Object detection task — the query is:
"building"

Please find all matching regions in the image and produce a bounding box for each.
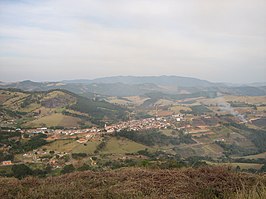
[77,138,87,144]
[2,160,12,166]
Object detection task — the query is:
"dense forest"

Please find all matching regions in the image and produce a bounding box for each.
[115,129,195,146]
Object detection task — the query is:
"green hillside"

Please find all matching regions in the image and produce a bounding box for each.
[0,89,127,128]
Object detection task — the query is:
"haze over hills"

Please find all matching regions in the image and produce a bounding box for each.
[63,75,222,87]
[1,76,266,97]
[1,0,266,198]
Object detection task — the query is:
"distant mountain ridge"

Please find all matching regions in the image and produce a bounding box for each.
[1,76,266,97]
[63,75,224,87]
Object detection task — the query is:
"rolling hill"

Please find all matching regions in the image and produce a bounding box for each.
[0,89,127,128]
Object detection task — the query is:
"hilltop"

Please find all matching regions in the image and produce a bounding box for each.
[0,89,126,128]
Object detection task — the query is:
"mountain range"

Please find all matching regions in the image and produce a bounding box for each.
[1,76,266,97]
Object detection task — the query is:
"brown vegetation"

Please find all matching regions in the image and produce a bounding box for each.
[0,166,265,199]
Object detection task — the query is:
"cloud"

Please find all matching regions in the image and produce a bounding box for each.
[0,0,265,82]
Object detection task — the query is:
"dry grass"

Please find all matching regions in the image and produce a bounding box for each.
[148,109,174,117]
[154,99,174,106]
[107,97,132,106]
[240,152,266,160]
[223,95,266,104]
[124,96,150,106]
[257,106,266,111]
[170,105,192,113]
[208,162,264,170]
[199,95,266,107]
[26,113,81,128]
[41,139,78,153]
[102,137,150,154]
[0,166,265,199]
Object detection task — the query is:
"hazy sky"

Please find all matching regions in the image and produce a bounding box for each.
[0,0,265,83]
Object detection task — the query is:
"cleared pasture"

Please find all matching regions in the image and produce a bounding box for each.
[102,137,149,154]
[26,113,81,127]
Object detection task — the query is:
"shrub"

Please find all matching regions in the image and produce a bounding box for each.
[11,164,33,179]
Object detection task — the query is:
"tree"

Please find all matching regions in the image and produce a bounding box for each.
[33,169,47,177]
[61,164,75,174]
[259,164,266,173]
[12,164,33,179]
[45,165,52,173]
[72,153,87,159]
[235,165,241,172]
[77,164,92,171]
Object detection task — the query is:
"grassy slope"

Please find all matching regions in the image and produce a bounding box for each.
[102,137,150,154]
[0,89,126,127]
[234,152,266,160]
[170,105,191,113]
[42,139,101,154]
[207,162,264,170]
[0,166,265,199]
[26,113,82,127]
[41,139,78,153]
[124,96,149,106]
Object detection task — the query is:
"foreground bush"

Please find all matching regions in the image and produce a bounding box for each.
[0,166,265,199]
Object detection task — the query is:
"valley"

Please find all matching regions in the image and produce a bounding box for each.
[1,79,266,179]
[1,0,266,197]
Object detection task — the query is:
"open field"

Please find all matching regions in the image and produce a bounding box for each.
[43,138,148,155]
[107,97,131,106]
[191,143,223,158]
[19,103,41,112]
[202,143,224,155]
[0,91,17,104]
[102,137,149,154]
[42,139,79,153]
[238,152,266,159]
[223,95,266,104]
[176,143,224,158]
[72,141,101,154]
[154,99,174,106]
[26,113,82,128]
[41,139,102,154]
[160,129,178,137]
[148,110,173,117]
[124,96,149,106]
[2,93,27,109]
[42,91,66,99]
[209,162,264,170]
[199,95,266,105]
[257,106,266,111]
[170,105,191,113]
